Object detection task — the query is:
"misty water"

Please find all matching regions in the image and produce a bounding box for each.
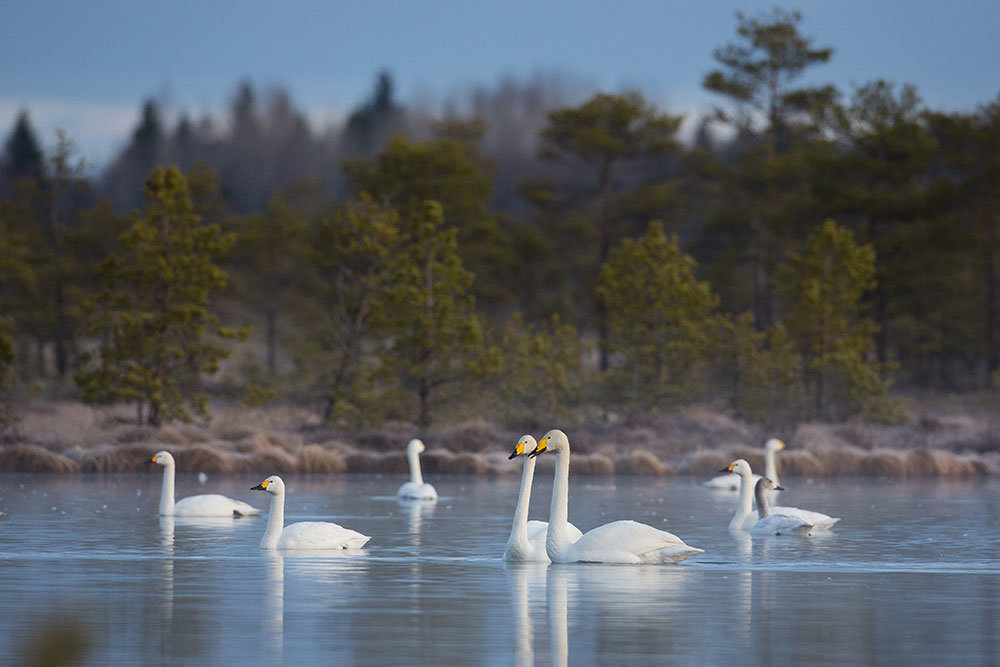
[0,471,998,665]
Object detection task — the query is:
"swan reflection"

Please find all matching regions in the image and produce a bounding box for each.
[263,552,284,659]
[506,562,546,667]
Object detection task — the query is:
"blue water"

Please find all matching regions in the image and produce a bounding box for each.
[0,473,997,665]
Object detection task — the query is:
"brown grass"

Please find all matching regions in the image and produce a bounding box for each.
[296,444,347,474]
[615,449,673,476]
[0,444,81,473]
[80,445,159,472]
[682,451,731,476]
[246,448,299,474]
[858,449,908,476]
[779,450,825,477]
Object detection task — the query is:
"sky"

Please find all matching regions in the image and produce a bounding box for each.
[2,0,999,171]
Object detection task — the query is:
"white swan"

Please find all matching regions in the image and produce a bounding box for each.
[504,435,582,562]
[704,438,785,490]
[531,429,703,564]
[396,439,438,500]
[723,459,840,532]
[252,476,371,550]
[150,450,260,517]
[750,477,813,536]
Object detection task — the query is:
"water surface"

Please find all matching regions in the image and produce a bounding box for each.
[0,472,997,665]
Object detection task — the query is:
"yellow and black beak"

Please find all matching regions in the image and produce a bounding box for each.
[718,463,734,473]
[149,455,158,464]
[528,438,549,458]
[508,441,525,460]
[251,480,270,491]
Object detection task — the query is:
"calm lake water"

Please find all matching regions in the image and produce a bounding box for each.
[0,471,998,665]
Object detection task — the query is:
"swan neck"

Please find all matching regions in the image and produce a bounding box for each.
[407,448,424,486]
[755,481,771,517]
[546,448,571,562]
[765,448,779,486]
[731,471,755,529]
[159,462,175,515]
[508,456,535,548]
[261,491,285,549]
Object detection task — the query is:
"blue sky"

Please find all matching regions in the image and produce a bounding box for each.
[2,0,999,170]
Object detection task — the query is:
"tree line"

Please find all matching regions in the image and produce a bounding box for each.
[0,9,997,430]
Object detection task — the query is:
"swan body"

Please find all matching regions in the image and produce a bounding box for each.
[750,477,813,536]
[252,476,370,550]
[504,435,582,562]
[532,429,703,564]
[150,450,260,517]
[723,459,840,532]
[704,438,785,490]
[396,439,438,500]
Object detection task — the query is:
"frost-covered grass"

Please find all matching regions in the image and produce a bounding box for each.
[1,400,996,477]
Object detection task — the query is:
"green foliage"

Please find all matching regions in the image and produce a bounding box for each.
[597,221,725,410]
[375,200,498,428]
[489,313,588,424]
[776,219,903,421]
[75,166,249,425]
[0,318,18,430]
[296,196,400,424]
[730,318,807,426]
[2,110,45,186]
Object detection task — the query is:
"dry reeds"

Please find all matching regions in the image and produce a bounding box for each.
[80,445,159,472]
[0,444,81,473]
[296,444,347,474]
[614,449,673,476]
[682,451,731,476]
[778,450,824,477]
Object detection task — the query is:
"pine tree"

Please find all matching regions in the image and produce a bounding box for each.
[376,201,495,429]
[76,167,248,425]
[597,221,725,410]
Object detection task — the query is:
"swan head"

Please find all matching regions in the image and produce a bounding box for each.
[720,459,753,477]
[756,477,783,493]
[150,450,175,467]
[765,438,786,453]
[252,475,285,495]
[407,439,426,455]
[508,435,537,459]
[529,429,568,457]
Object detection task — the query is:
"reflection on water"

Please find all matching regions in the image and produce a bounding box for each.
[0,474,998,664]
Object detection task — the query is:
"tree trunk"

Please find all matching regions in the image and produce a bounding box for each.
[54,278,68,377]
[987,212,999,374]
[266,305,277,375]
[597,158,613,371]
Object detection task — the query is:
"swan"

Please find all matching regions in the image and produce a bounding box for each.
[723,459,840,532]
[150,450,261,517]
[396,439,438,500]
[704,438,785,490]
[531,429,703,564]
[252,476,371,550]
[504,435,582,562]
[750,477,813,536]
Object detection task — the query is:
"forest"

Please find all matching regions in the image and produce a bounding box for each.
[1,8,999,439]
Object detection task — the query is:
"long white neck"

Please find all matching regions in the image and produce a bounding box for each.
[730,471,755,531]
[546,448,571,563]
[765,448,779,486]
[507,456,536,553]
[408,448,424,486]
[159,463,176,515]
[260,491,285,549]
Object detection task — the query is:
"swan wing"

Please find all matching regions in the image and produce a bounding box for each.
[567,520,702,564]
[396,482,438,500]
[751,514,813,536]
[771,506,840,531]
[277,521,371,550]
[173,494,261,517]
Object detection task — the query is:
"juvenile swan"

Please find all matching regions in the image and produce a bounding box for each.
[504,435,582,562]
[750,477,813,536]
[252,476,370,550]
[531,429,703,564]
[150,450,260,517]
[723,459,840,532]
[704,438,785,491]
[396,439,438,500]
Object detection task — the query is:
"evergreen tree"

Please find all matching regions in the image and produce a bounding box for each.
[76,167,248,425]
[597,221,725,410]
[376,201,495,429]
[776,219,900,420]
[537,91,683,369]
[2,110,46,190]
